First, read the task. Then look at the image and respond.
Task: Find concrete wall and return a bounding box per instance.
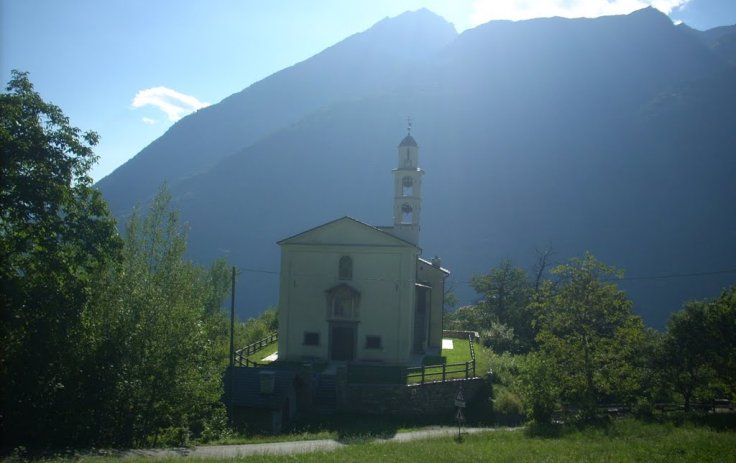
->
[341,378,488,416]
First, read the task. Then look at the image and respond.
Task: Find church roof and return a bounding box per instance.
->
[399,134,418,147]
[278,216,419,249]
[418,257,451,275]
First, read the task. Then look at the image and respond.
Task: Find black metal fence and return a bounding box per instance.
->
[234,332,277,367]
[406,333,477,384]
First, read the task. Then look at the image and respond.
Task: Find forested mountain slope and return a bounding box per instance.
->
[98,8,736,327]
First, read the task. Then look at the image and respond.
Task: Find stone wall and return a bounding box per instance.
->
[341,378,488,415]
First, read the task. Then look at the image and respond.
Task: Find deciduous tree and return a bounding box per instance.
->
[471,260,535,352]
[662,286,736,411]
[87,187,231,446]
[533,253,646,420]
[0,70,121,446]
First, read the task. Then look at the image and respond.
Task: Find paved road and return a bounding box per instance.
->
[121,427,509,459]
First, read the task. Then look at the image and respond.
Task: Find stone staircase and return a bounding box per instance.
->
[313,374,337,413]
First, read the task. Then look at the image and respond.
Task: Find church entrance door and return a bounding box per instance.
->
[330,323,356,361]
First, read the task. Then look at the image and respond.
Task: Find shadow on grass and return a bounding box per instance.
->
[524,415,612,439]
[288,413,476,444]
[524,421,564,438]
[656,411,736,431]
[688,413,736,431]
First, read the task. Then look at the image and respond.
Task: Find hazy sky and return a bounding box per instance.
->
[2,0,735,182]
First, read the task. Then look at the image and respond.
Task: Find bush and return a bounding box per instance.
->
[147,426,190,448]
[238,307,278,347]
[495,389,524,415]
[494,388,526,426]
[482,351,523,387]
[633,398,656,420]
[481,321,516,353]
[519,353,559,424]
[197,407,232,443]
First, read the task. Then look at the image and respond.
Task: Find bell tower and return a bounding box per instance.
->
[392,124,424,245]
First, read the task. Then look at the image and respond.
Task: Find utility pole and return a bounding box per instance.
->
[230,266,236,368]
[228,266,236,426]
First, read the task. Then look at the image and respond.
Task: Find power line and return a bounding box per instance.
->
[237,267,279,275]
[609,268,736,282]
[236,265,736,285]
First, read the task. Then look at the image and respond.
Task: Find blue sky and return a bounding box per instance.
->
[2,0,735,182]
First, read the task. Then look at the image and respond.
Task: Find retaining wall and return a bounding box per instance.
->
[341,377,488,415]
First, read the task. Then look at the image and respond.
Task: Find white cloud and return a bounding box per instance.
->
[141,116,158,125]
[470,0,690,26]
[131,86,209,122]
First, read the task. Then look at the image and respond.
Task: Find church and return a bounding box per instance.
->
[276,131,449,365]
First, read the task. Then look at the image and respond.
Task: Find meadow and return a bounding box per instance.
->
[16,420,733,463]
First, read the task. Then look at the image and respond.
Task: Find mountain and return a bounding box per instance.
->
[98,8,736,328]
[95,9,457,215]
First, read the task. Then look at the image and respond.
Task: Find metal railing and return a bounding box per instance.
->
[406,360,476,384]
[406,334,477,384]
[468,333,476,364]
[234,331,277,367]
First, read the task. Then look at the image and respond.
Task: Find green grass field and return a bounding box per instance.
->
[47,420,736,463]
[245,421,735,463]
[441,337,472,364]
[246,342,278,364]
[409,337,475,384]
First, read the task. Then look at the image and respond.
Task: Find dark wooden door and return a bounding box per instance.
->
[331,325,355,361]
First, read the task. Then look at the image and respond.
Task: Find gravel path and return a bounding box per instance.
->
[120,427,508,459]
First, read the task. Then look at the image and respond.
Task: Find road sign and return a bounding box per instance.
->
[455,390,466,408]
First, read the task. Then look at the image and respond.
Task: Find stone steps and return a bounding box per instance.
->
[314,374,337,413]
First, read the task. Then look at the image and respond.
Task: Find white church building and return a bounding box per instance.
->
[276,132,449,365]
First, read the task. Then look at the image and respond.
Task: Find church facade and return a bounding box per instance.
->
[276,133,449,365]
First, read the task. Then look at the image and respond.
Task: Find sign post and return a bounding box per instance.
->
[455,387,466,441]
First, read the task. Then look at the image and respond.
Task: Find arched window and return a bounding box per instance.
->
[402,176,414,197]
[401,203,414,224]
[339,256,352,280]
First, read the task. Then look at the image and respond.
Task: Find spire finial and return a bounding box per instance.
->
[407,116,412,135]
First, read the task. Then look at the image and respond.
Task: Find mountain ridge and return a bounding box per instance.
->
[98,8,736,327]
[96,8,456,216]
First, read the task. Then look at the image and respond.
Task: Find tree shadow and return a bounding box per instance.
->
[524,421,564,438]
[288,413,469,444]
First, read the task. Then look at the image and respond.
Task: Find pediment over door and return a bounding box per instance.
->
[325,283,360,321]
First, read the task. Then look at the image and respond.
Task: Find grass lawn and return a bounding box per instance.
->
[410,337,475,384]
[441,338,472,364]
[208,414,451,446]
[246,341,278,364]
[61,420,736,463]
[245,421,736,463]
